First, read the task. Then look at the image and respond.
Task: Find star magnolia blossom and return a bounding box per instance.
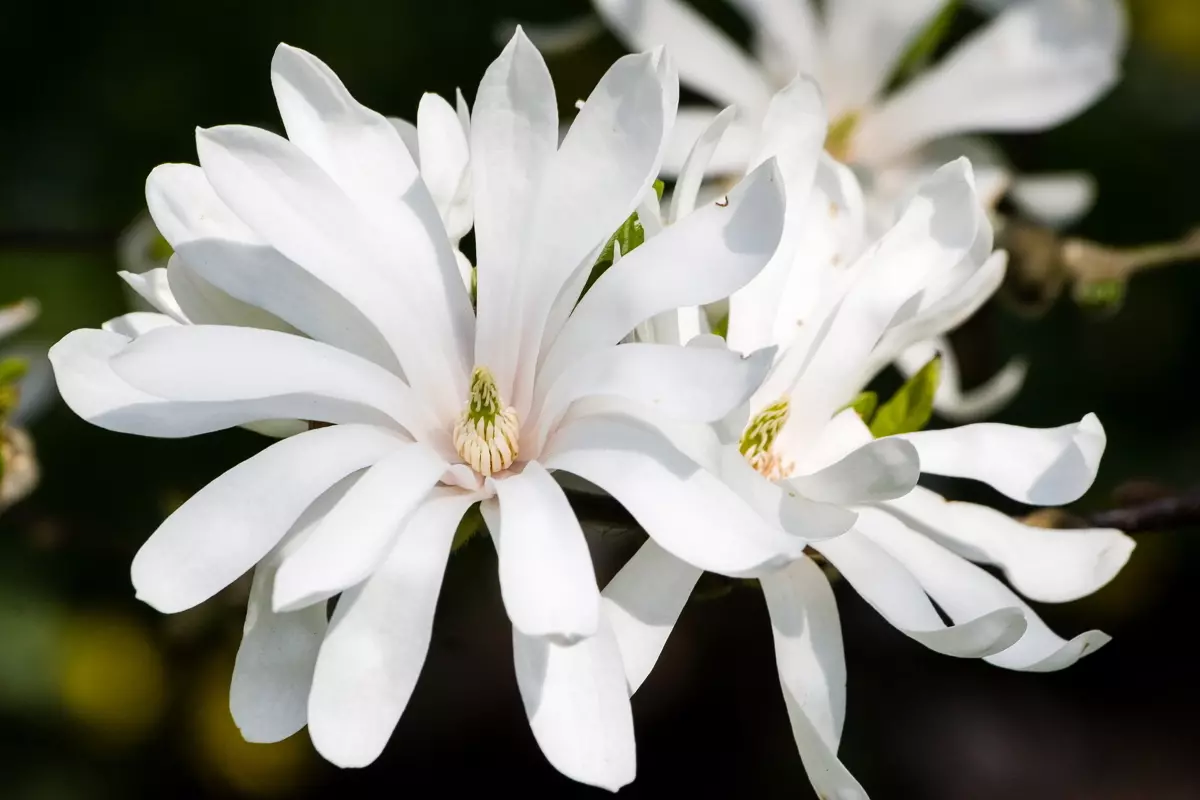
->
[604,81,1134,798]
[48,34,854,790]
[586,0,1126,229]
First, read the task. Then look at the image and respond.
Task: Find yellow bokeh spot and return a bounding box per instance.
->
[58,612,167,746]
[190,655,312,797]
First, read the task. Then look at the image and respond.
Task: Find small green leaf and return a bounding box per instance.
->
[1072,278,1126,314]
[841,391,878,424]
[580,209,647,300]
[653,179,665,200]
[0,357,29,385]
[892,1,959,83]
[451,503,485,552]
[869,357,941,438]
[709,313,729,340]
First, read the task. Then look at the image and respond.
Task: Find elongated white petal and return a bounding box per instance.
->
[894,336,1028,423]
[883,485,1133,603]
[472,28,558,401]
[101,312,179,338]
[860,507,1110,671]
[855,0,1126,163]
[815,526,1026,658]
[761,555,845,749]
[307,488,474,767]
[1011,172,1097,229]
[544,413,809,578]
[534,343,774,450]
[166,256,292,331]
[195,124,468,417]
[601,539,703,693]
[731,0,822,83]
[131,424,403,613]
[272,442,449,612]
[541,159,785,388]
[669,106,739,224]
[513,617,636,791]
[593,0,773,112]
[146,163,400,372]
[490,461,600,641]
[118,268,187,323]
[661,106,758,177]
[107,324,441,441]
[823,0,946,116]
[895,414,1105,506]
[788,438,919,506]
[230,475,357,743]
[417,92,473,242]
[778,681,868,800]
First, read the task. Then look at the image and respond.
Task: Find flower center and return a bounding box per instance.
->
[739,398,794,480]
[453,366,520,478]
[824,111,860,163]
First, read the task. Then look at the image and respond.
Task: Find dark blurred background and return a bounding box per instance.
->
[2,1,1199,797]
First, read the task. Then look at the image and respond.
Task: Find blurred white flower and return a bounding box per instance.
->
[0,298,50,512]
[48,32,830,790]
[607,89,1132,797]
[577,0,1125,229]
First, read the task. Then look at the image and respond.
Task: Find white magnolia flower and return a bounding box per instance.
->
[47,33,851,790]
[605,86,1134,798]
[583,0,1126,229]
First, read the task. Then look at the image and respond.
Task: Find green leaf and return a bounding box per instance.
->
[0,357,28,385]
[892,1,959,82]
[653,179,665,200]
[580,209,647,299]
[841,391,879,424]
[709,313,729,340]
[869,357,941,438]
[1072,278,1126,314]
[451,502,485,552]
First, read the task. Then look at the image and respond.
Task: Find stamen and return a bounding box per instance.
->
[453,366,520,477]
[739,398,794,480]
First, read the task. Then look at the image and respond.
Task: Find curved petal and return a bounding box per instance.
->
[514,617,636,791]
[472,28,558,402]
[195,124,468,418]
[1010,172,1097,229]
[490,461,600,641]
[787,437,920,506]
[230,474,358,743]
[894,336,1027,423]
[860,506,1111,671]
[894,413,1105,506]
[307,488,474,767]
[131,424,404,613]
[660,106,758,177]
[601,539,703,693]
[731,0,822,84]
[882,485,1134,603]
[271,442,449,612]
[101,312,179,338]
[540,159,786,389]
[533,342,774,451]
[669,106,739,224]
[815,525,1027,658]
[165,255,293,331]
[417,91,473,243]
[855,0,1126,163]
[543,413,810,578]
[118,268,187,323]
[593,0,773,112]
[106,324,441,441]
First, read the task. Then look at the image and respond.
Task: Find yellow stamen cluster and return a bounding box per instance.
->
[453,366,520,477]
[739,398,794,480]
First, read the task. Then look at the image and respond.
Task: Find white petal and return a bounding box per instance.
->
[307,488,474,767]
[513,617,636,791]
[471,28,558,401]
[118,268,187,323]
[106,324,441,441]
[731,0,822,83]
[668,105,739,224]
[895,413,1105,505]
[660,106,758,177]
[822,0,946,116]
[131,424,403,613]
[417,92,473,242]
[101,312,178,338]
[787,438,919,506]
[0,298,38,340]
[490,461,600,641]
[761,555,845,749]
[230,475,357,743]
[271,442,450,612]
[855,0,1127,163]
[543,413,810,577]
[1010,171,1097,229]
[815,523,1027,658]
[519,51,674,414]
[540,159,785,387]
[165,255,293,331]
[883,485,1134,603]
[601,539,703,693]
[860,506,1111,671]
[894,336,1028,423]
[778,680,869,800]
[593,0,773,111]
[195,124,469,417]
[534,342,774,450]
[146,163,399,371]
